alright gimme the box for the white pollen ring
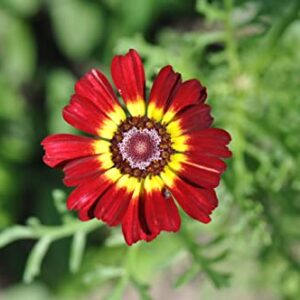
[118,127,161,170]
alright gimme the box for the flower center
[118,127,161,170]
[110,116,173,178]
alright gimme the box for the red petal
[169,176,218,223]
[166,79,207,117]
[78,202,97,221]
[148,66,181,111]
[41,134,97,168]
[122,197,158,246]
[75,68,122,117]
[66,172,113,211]
[94,184,133,226]
[144,187,180,233]
[193,128,231,141]
[63,94,107,136]
[173,104,213,135]
[63,156,104,187]
[111,49,145,112]
[187,155,227,174]
[177,161,221,189]
[186,128,232,158]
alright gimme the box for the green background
[0,0,299,299]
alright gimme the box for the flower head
[41,49,232,245]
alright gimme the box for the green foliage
[0,0,40,16]
[49,0,104,61]
[46,70,76,133]
[0,191,102,284]
[0,12,36,86]
[0,0,299,299]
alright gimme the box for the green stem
[0,219,103,283]
[32,219,102,240]
[178,226,225,288]
[259,196,300,271]
[0,219,102,249]
[223,0,240,76]
[223,0,248,205]
[105,244,140,300]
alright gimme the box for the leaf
[104,276,128,300]
[69,231,86,273]
[1,283,52,300]
[209,249,230,264]
[0,14,36,86]
[207,271,231,289]
[126,235,183,283]
[0,78,33,163]
[83,265,124,285]
[117,0,158,34]
[174,264,200,288]
[23,237,52,283]
[178,227,231,289]
[0,0,40,16]
[46,69,76,133]
[0,226,33,248]
[196,0,225,21]
[203,234,226,247]
[52,189,67,215]
[49,0,104,60]
[0,165,16,217]
[130,276,152,300]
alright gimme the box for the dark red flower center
[110,116,174,178]
[118,127,161,170]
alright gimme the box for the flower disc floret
[110,116,173,178]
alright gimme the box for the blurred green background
[0,0,299,299]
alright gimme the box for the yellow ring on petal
[167,120,182,138]
[104,167,122,182]
[98,119,118,139]
[144,175,164,192]
[168,153,187,172]
[160,166,177,188]
[171,135,189,152]
[147,103,163,121]
[132,180,143,200]
[127,98,146,116]
[117,175,139,192]
[162,109,176,124]
[166,119,189,152]
[108,105,127,125]
[93,140,111,154]
[98,152,114,170]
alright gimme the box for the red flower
[41,49,232,245]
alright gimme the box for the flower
[41,49,232,245]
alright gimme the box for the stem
[105,244,140,300]
[178,226,225,288]
[223,0,240,76]
[32,219,102,240]
[259,196,300,271]
[223,0,248,206]
[0,219,102,249]
[0,219,103,283]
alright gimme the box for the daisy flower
[41,49,232,245]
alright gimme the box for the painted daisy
[41,49,232,245]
